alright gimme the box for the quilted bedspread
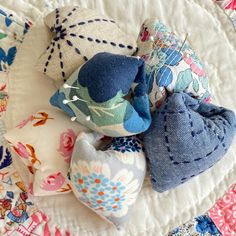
[0,0,235,235]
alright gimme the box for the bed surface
[2,0,236,235]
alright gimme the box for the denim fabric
[144,92,236,192]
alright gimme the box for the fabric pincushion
[50,52,151,137]
[136,18,210,111]
[4,108,88,196]
[36,6,137,81]
[144,92,236,192]
[68,132,146,229]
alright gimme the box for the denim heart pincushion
[144,92,236,192]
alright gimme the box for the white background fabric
[1,0,236,235]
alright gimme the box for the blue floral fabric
[106,136,144,153]
[69,132,146,229]
[50,52,151,137]
[136,19,210,112]
[168,215,221,236]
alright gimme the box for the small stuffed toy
[36,6,137,81]
[68,132,146,229]
[144,92,236,192]
[50,52,151,137]
[135,18,210,111]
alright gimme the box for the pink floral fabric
[208,183,236,236]
[7,210,71,236]
[57,129,76,164]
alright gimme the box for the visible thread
[163,101,226,165]
[76,34,134,50]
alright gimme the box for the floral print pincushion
[68,132,146,229]
[136,18,210,111]
[4,108,88,196]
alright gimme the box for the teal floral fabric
[136,19,210,111]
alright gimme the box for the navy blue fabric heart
[144,92,236,192]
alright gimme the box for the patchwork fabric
[135,18,210,111]
[0,6,32,116]
[50,52,151,137]
[0,165,37,235]
[7,210,71,236]
[69,132,146,229]
[209,183,236,236]
[215,0,236,27]
[4,108,88,196]
[0,120,12,169]
[144,92,236,192]
[168,215,221,236]
[36,6,137,81]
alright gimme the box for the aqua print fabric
[144,93,236,192]
[136,19,210,112]
[50,52,151,137]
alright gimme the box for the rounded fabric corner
[144,92,236,192]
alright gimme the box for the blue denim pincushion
[144,92,236,192]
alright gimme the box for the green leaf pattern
[174,69,193,92]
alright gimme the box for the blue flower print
[0,47,17,71]
[88,173,109,186]
[106,136,144,153]
[72,162,140,218]
[195,215,221,235]
[155,47,182,87]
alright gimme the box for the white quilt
[2,0,236,235]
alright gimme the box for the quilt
[0,0,235,235]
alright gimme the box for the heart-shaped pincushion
[68,132,146,229]
[144,92,236,192]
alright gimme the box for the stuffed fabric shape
[68,132,146,229]
[136,18,210,111]
[144,93,236,192]
[50,52,151,137]
[4,108,88,196]
[36,6,137,81]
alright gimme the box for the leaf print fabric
[136,19,210,111]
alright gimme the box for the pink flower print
[225,0,236,10]
[16,115,34,129]
[209,183,236,236]
[183,53,206,77]
[140,25,150,42]
[14,142,30,159]
[41,172,65,191]
[204,96,211,103]
[57,129,76,163]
